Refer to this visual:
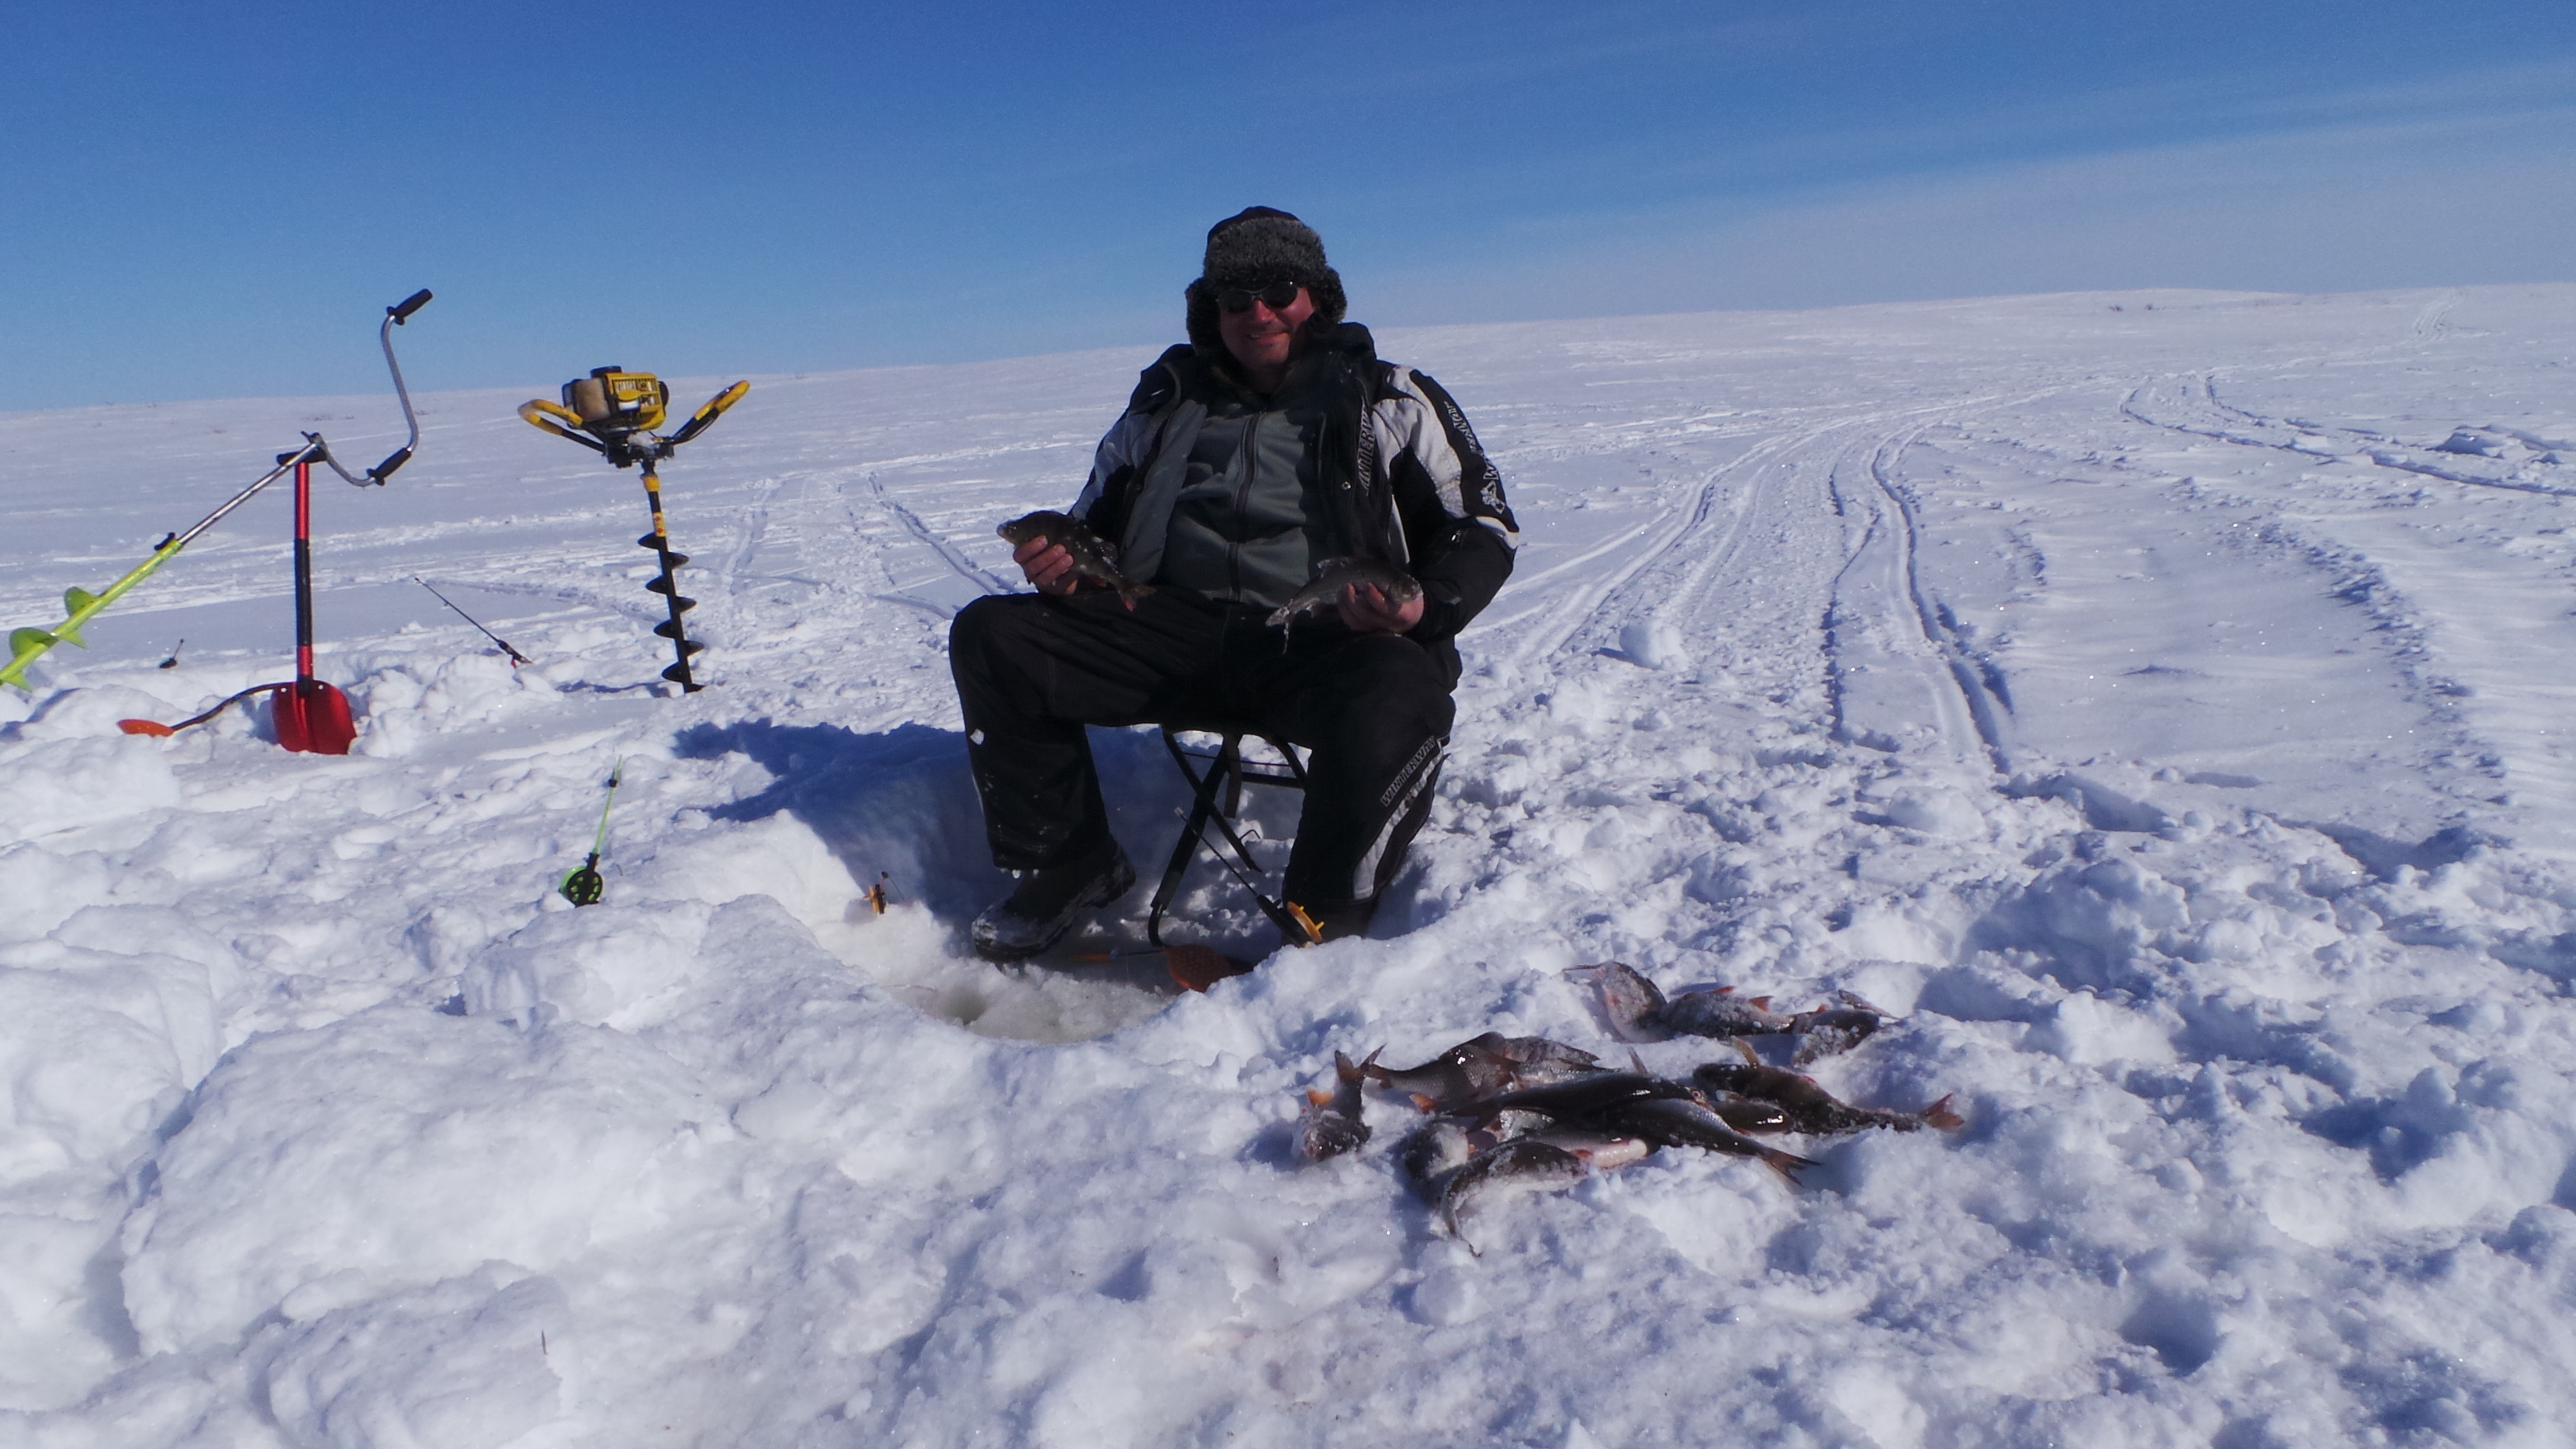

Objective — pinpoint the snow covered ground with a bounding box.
[4,283,2575,1447]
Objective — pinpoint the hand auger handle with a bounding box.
[364,289,433,484]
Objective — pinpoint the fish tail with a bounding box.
[1730,1038,1760,1066]
[1761,1147,1821,1184]
[1442,1206,1485,1256]
[1918,1093,1964,1131]
[1340,1048,1382,1085]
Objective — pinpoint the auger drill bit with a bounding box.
[637,458,704,692]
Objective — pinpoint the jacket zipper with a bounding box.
[1230,410,1260,600]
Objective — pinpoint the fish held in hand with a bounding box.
[996,510,1155,607]
[1265,557,1423,631]
[1296,1048,1377,1162]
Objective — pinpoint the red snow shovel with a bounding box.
[119,453,354,748]
[112,291,433,746]
[272,455,356,754]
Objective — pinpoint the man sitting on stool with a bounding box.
[949,206,1518,961]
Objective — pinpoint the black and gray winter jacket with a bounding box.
[1068,324,1518,685]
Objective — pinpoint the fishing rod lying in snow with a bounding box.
[8,291,434,741]
[415,575,531,665]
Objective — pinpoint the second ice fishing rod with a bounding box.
[519,368,749,692]
[6,290,435,694]
[415,575,531,665]
[560,759,624,906]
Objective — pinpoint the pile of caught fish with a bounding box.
[1292,963,1963,1252]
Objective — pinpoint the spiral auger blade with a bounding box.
[637,532,704,692]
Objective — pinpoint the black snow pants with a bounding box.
[948,588,1454,911]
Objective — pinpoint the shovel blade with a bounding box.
[274,680,356,755]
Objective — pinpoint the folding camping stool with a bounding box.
[1145,722,1317,947]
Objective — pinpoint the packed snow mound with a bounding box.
[4,285,2576,1446]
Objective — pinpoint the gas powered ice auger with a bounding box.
[518,368,748,692]
[8,292,434,750]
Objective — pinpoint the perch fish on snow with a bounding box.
[1295,1049,1377,1162]
[1694,1045,1965,1135]
[995,509,1156,607]
[1402,1071,1808,1252]
[1445,1070,1818,1183]
[1397,1119,1652,1254]
[1566,962,1900,1061]
[1362,1031,1606,1110]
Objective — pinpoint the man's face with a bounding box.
[1215,283,1315,380]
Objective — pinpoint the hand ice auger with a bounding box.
[4,290,433,697]
[519,368,748,692]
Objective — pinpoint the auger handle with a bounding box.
[519,397,607,452]
[364,290,432,483]
[666,380,750,448]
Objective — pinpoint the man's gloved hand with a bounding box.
[1337,581,1424,635]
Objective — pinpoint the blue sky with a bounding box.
[2,1,2570,409]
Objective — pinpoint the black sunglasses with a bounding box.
[1215,281,1304,314]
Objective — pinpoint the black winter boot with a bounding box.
[970,842,1136,962]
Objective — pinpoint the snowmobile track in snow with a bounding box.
[2123,373,2575,499]
[866,470,1018,599]
[1828,427,2016,772]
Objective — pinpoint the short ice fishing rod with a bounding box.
[519,368,748,692]
[560,759,624,906]
[7,290,435,694]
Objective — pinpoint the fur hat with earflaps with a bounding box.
[1185,206,1348,359]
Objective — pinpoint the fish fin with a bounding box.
[1919,1093,1964,1130]
[1746,996,1771,1010]
[1730,1038,1760,1066]
[1761,1147,1821,1185]
[1410,1093,1438,1114]
[1306,1089,1333,1107]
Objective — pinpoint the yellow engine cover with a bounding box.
[562,368,670,432]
